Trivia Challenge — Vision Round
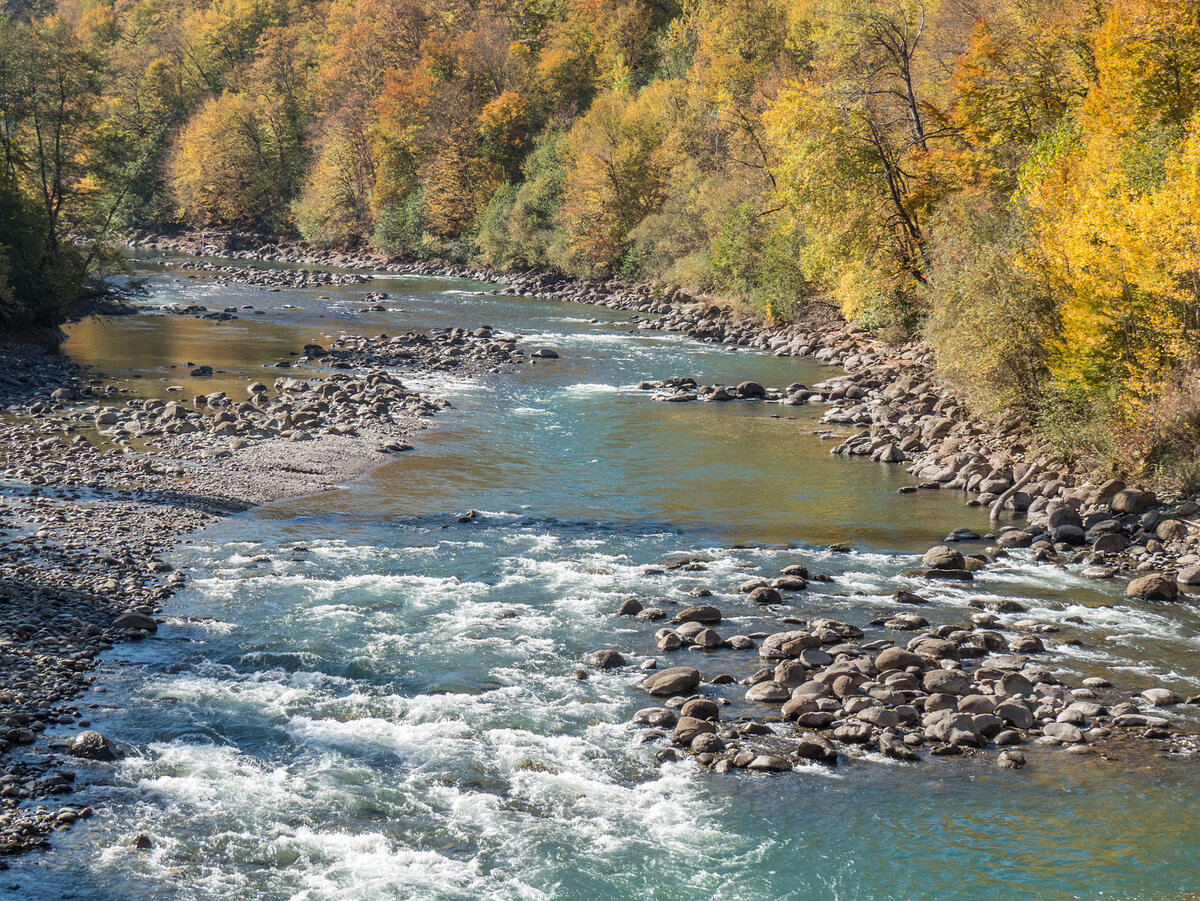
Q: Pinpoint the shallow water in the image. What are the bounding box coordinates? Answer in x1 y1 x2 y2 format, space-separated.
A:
9 259 1200 899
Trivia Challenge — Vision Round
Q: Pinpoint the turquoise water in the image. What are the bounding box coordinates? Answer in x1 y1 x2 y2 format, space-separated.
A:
8 262 1200 899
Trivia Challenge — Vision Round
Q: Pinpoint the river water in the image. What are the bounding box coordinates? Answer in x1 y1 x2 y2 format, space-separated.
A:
7 259 1200 899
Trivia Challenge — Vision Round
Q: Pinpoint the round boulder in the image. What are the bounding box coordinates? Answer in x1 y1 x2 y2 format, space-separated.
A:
586 649 626 669
68 730 119 762
644 667 701 697
748 586 783 605
874 646 923 672
922 545 966 571
672 716 717 745
1126 573 1178 602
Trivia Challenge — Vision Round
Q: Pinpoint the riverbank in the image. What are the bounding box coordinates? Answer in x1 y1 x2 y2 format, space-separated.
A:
0 322 528 856
5 237 1194 864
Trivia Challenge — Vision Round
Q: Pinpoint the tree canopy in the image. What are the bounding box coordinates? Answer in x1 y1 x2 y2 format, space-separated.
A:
3 0 1200 482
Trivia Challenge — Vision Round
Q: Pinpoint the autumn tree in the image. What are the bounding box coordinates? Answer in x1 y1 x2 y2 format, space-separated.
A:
561 83 670 273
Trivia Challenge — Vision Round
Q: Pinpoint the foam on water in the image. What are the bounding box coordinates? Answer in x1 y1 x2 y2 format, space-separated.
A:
21 264 1200 900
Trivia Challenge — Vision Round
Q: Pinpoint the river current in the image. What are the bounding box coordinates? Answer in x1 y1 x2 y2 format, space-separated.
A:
6 258 1200 899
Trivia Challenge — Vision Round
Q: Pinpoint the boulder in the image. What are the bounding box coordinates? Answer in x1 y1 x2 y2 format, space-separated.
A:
925 712 981 747
68 730 119 761
112 612 157 632
1126 573 1179 602
795 735 839 765
644 667 700 697
995 701 1035 730
746 755 793 772
745 681 792 703
616 598 643 616
1089 478 1126 506
691 733 725 754
923 669 973 696
909 637 959 660
1156 519 1188 543
759 630 818 660
1092 534 1127 554
1177 565 1200 588
875 646 923 672
632 707 677 728
998 750 1026 769
680 698 720 721
672 716 717 745
879 731 920 761
586 650 626 669
1041 722 1083 744
1110 489 1155 515
922 545 966 570
1140 688 1179 707
674 605 721 624
748 586 783 605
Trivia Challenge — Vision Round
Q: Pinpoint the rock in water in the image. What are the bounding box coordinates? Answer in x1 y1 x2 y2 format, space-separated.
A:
586 649 626 669
998 750 1026 769
112 612 157 632
643 667 700 697
69 730 119 761
1126 573 1178 601
922 545 966 570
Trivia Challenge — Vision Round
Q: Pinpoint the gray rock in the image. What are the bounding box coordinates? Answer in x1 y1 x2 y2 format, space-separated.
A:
995 701 1035 729
1042 722 1083 743
632 707 677 728
879 731 920 761
795 735 839 765
1110 488 1155 515
586 650 626 669
746 754 792 772
1177 565 1200 587
1140 688 1179 707
68 730 119 761
745 681 792 703
923 669 973 696
1092 533 1127 554
748 586 783 605
998 749 1026 769
690 732 724 753
674 604 721 624
680 698 720 721
673 716 717 745
112 612 157 632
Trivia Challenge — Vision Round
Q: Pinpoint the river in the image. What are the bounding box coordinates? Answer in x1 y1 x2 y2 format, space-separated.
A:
6 257 1199 899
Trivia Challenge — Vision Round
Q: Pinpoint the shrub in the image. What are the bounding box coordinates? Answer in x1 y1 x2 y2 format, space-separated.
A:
925 199 1057 420
710 203 810 321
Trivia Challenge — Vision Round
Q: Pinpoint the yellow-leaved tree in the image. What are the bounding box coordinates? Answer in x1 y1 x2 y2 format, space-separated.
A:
1019 0 1200 472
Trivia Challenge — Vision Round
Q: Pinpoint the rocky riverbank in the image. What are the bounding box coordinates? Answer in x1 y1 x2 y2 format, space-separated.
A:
0 318 537 857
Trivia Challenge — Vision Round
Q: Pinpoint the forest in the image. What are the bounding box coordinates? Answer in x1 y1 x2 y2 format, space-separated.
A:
0 0 1198 484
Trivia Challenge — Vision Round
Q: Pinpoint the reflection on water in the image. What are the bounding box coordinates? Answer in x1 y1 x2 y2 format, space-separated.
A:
10 258 1197 900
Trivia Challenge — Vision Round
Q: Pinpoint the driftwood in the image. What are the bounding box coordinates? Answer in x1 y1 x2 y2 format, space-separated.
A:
989 464 1041 521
